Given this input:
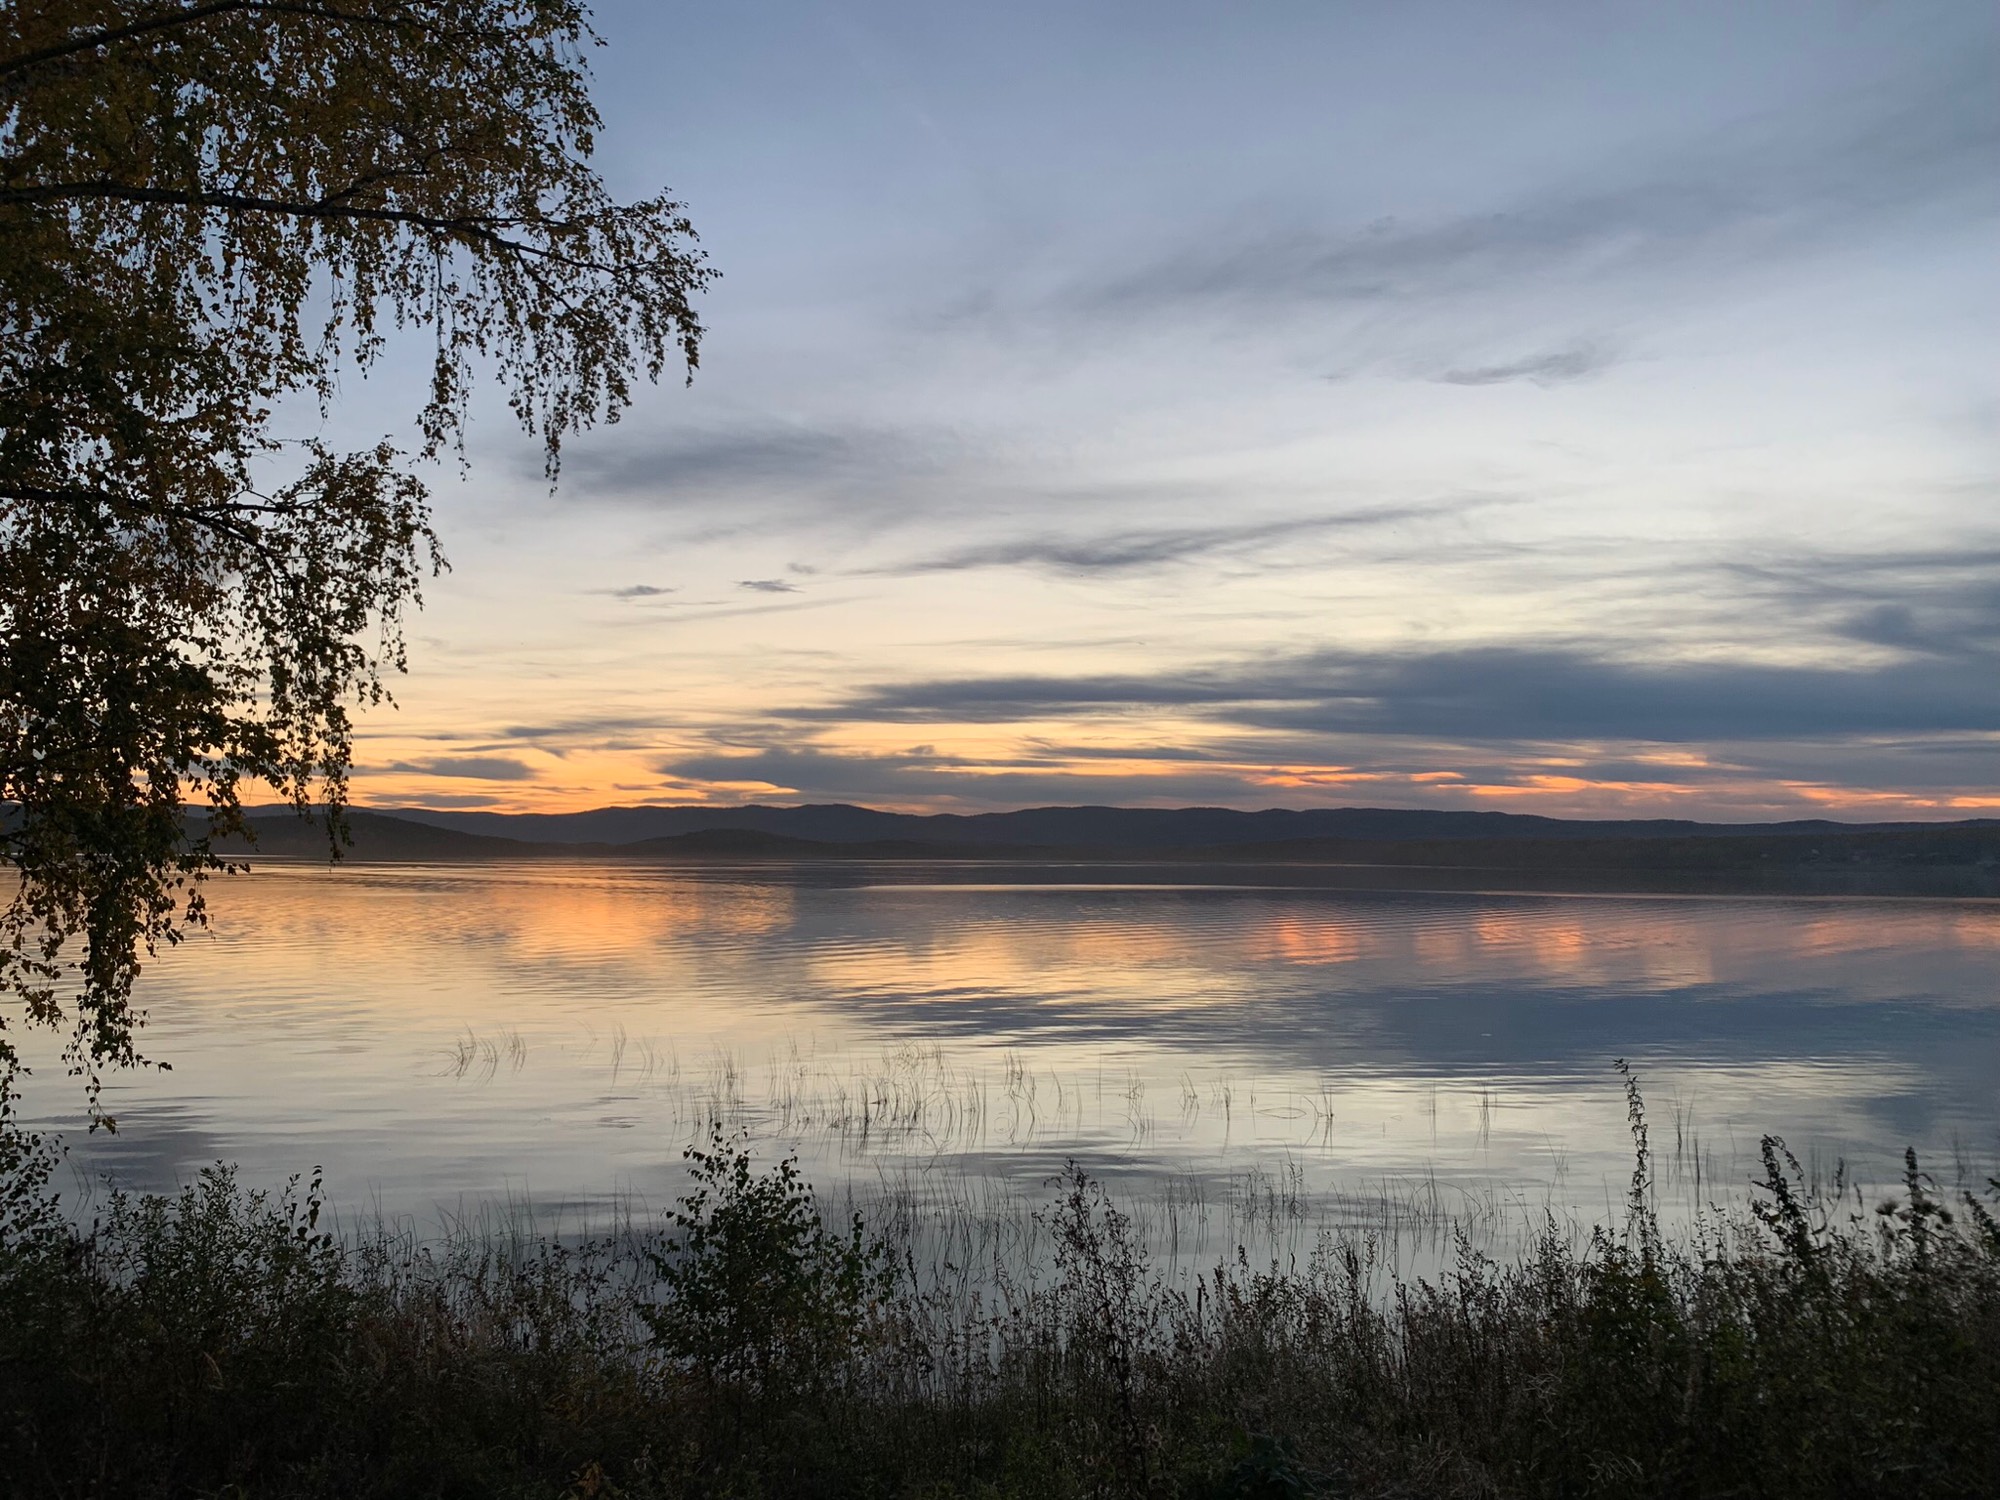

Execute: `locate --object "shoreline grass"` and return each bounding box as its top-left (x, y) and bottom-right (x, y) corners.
top-left (3, 1078), bottom-right (1998, 1499)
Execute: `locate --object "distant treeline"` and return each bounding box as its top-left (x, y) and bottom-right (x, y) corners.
top-left (347, 800), bottom-right (2000, 850)
top-left (202, 804), bottom-right (2000, 896)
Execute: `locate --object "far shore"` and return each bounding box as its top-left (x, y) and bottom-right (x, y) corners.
top-left (200, 807), bottom-right (2000, 899)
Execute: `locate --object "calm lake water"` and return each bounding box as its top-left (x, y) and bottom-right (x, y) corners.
top-left (18, 861), bottom-right (2000, 1241)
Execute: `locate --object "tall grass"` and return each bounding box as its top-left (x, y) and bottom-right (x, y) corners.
top-left (2, 1077), bottom-right (1997, 1498)
top-left (406, 1025), bottom-right (1792, 1280)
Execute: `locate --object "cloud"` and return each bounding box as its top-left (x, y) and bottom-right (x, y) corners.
top-left (1244, 649), bottom-right (2000, 743)
top-left (660, 744), bottom-right (945, 799)
top-left (1724, 736), bottom-right (2000, 792)
top-left (655, 742), bottom-right (1281, 809)
top-left (382, 756), bottom-right (540, 781)
top-left (1051, 55), bottom-right (1997, 330)
top-left (500, 714), bottom-right (680, 745)
top-left (875, 505), bottom-right (1443, 576)
top-left (557, 426), bottom-right (860, 497)
top-left (801, 644), bottom-right (2000, 744)
top-left (362, 791), bottom-right (512, 808)
top-left (738, 578), bottom-right (801, 593)
top-left (1840, 601), bottom-right (1993, 657)
top-left (598, 584), bottom-right (676, 599)
top-left (1835, 584), bottom-right (2000, 661)
top-left (1724, 546), bottom-right (2000, 661)
top-left (550, 421), bottom-right (963, 517)
top-left (1435, 343), bottom-right (1616, 387)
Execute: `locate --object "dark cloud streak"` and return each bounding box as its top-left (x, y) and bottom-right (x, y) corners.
top-left (384, 756), bottom-right (540, 781)
top-left (1053, 55), bottom-right (1998, 329)
top-left (800, 645), bottom-right (2000, 744)
top-left (876, 503), bottom-right (1459, 577)
top-left (655, 743), bottom-right (1274, 808)
top-left (596, 584), bottom-right (675, 599)
top-left (1435, 343), bottom-right (1615, 387)
top-left (552, 422), bottom-right (961, 513)
top-left (1724, 547), bottom-right (2000, 662)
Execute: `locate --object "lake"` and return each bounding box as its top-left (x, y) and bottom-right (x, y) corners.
top-left (18, 860), bottom-right (2000, 1249)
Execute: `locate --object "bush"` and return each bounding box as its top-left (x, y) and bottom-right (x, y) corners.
top-left (0, 1094), bottom-right (63, 1261)
top-left (641, 1123), bottom-right (894, 1397)
top-left (0, 1087), bottom-right (1995, 1498)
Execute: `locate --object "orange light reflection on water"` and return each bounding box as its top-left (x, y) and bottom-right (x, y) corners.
top-left (8, 865), bottom-right (1994, 1238)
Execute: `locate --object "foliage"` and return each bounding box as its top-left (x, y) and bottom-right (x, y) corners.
top-left (1032, 1162), bottom-right (1165, 1492)
top-left (642, 1123), bottom-right (895, 1396)
top-left (1, 1118), bottom-right (1997, 1497)
top-left (0, 0), bottom-right (710, 1109)
top-left (0, 1085), bottom-right (63, 1263)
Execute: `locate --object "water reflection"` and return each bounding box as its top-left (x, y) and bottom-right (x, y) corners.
top-left (14, 862), bottom-right (1998, 1232)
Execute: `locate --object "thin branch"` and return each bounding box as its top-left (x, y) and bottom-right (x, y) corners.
top-left (0, 480), bottom-right (303, 540)
top-left (0, 1), bottom-right (511, 83)
top-left (0, 180), bottom-right (631, 273)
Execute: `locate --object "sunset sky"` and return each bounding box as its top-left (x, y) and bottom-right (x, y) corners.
top-left (334, 0), bottom-right (1997, 819)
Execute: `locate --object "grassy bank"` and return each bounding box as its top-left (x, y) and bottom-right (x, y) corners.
top-left (2, 1086), bottom-right (1997, 1499)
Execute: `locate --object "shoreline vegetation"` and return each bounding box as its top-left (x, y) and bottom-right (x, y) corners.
top-left (197, 805), bottom-right (2000, 900)
top-left (4, 1080), bottom-right (1997, 1499)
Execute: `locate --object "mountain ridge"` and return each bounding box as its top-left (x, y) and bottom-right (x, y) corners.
top-left (366, 800), bottom-right (1999, 849)
top-left (205, 807), bottom-right (2000, 896)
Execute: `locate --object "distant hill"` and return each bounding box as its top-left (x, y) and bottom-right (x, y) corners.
top-left (206, 809), bottom-right (563, 862)
top-left (1197, 827), bottom-right (2000, 872)
top-left (207, 811), bottom-right (984, 864)
top-left (377, 800), bottom-right (1998, 851)
top-left (201, 805), bottom-right (2000, 894)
